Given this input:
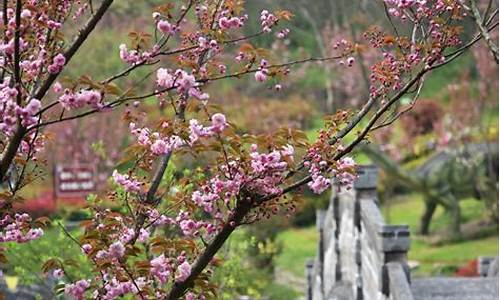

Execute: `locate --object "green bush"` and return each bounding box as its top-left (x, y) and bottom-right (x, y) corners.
top-left (5, 227), bottom-right (92, 287)
top-left (291, 192), bottom-right (329, 227)
top-left (213, 229), bottom-right (298, 300)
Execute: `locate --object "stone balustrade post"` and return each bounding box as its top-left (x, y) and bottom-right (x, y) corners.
top-left (380, 225), bottom-right (411, 296)
top-left (354, 165), bottom-right (379, 300)
top-left (316, 209), bottom-right (326, 296)
top-left (306, 259), bottom-right (314, 300)
top-left (478, 256), bottom-right (496, 277)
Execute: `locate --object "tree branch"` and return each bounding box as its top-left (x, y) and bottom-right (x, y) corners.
top-left (165, 199), bottom-right (252, 300)
top-left (469, 0), bottom-right (498, 64)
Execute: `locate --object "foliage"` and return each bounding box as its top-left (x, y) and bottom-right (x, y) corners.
top-left (213, 229), bottom-right (298, 300)
top-left (291, 191), bottom-right (329, 227)
top-left (224, 95), bottom-right (316, 134)
top-left (4, 227), bottom-right (93, 286)
top-left (244, 217), bottom-right (287, 273)
top-left (275, 226), bottom-right (318, 277)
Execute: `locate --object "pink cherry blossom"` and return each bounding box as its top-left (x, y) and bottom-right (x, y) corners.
top-left (53, 268), bottom-right (64, 279)
top-left (255, 70), bottom-right (267, 82)
top-left (108, 241), bottom-right (125, 258)
top-left (151, 254), bottom-right (172, 284)
top-left (112, 170), bottom-right (142, 193)
top-left (210, 113), bottom-right (227, 133)
top-left (157, 20), bottom-right (174, 34)
top-left (175, 261), bottom-right (191, 282)
top-left (65, 279), bottom-right (90, 300)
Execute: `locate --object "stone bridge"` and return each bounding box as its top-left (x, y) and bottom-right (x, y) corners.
top-left (306, 166), bottom-right (499, 300)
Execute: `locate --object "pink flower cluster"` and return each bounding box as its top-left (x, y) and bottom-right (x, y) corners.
top-left (0, 1), bottom-right (73, 100)
top-left (260, 10), bottom-right (278, 33)
top-left (308, 173), bottom-right (331, 194)
top-left (305, 143), bottom-right (357, 194)
top-left (16, 98), bottom-right (41, 127)
top-left (112, 170), bottom-right (142, 193)
top-left (57, 89), bottom-right (102, 110)
top-left (276, 28), bottom-right (290, 39)
top-left (129, 123), bottom-right (185, 155)
top-left (248, 144), bottom-right (294, 195)
top-left (176, 211), bottom-right (216, 237)
top-left (0, 214), bottom-right (44, 243)
top-left (0, 84), bottom-right (43, 134)
top-left (146, 208), bottom-right (175, 227)
top-left (156, 68), bottom-right (209, 100)
top-left (189, 113), bottom-right (228, 144)
top-left (175, 260), bottom-right (192, 283)
top-left (72, 2), bottom-right (89, 20)
top-left (64, 279), bottom-right (90, 300)
top-left (81, 243), bottom-right (92, 254)
top-left (218, 11), bottom-right (246, 30)
top-left (189, 144), bottom-right (294, 220)
top-left (101, 277), bottom-right (146, 299)
top-left (384, 0), bottom-right (462, 20)
top-left (20, 49), bottom-right (47, 80)
top-left (119, 43), bottom-right (159, 66)
top-left (149, 253), bottom-right (192, 285)
top-left (255, 59), bottom-right (269, 82)
top-left (157, 20), bottom-right (176, 35)
top-left (150, 254), bottom-right (172, 284)
top-left (197, 36), bottom-right (219, 52)
top-left (47, 53), bottom-right (66, 74)
top-left (95, 241), bottom-right (126, 260)
top-left (120, 228), bottom-right (150, 244)
top-left (362, 1), bottom-right (465, 98)
top-left (150, 136), bottom-right (184, 155)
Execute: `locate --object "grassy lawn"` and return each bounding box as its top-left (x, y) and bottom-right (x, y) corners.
top-left (385, 194), bottom-right (498, 276)
top-left (276, 193), bottom-right (498, 278)
top-left (275, 227), bottom-right (318, 277)
top-left (384, 194), bottom-right (489, 232)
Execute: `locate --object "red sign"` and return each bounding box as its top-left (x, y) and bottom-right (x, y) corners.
top-left (54, 164), bottom-right (96, 198)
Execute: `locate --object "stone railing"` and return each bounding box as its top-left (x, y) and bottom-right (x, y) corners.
top-left (306, 165), bottom-right (413, 300)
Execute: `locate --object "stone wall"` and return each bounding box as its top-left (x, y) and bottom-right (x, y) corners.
top-left (306, 166), bottom-right (413, 300)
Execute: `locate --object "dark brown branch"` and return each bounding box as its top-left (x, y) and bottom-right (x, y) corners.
top-left (285, 93), bottom-right (379, 180)
top-left (32, 56), bottom-right (342, 131)
top-left (101, 31), bottom-right (266, 85)
top-left (165, 200), bottom-right (252, 300)
top-left (201, 55), bottom-right (343, 83)
top-left (0, 0), bottom-right (24, 183)
top-left (370, 77), bottom-right (424, 131)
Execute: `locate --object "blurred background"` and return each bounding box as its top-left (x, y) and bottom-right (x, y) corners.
top-left (4, 1), bottom-right (498, 299)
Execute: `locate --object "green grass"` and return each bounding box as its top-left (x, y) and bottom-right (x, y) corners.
top-left (276, 194), bottom-right (498, 278)
top-left (275, 227), bottom-right (318, 277)
top-left (383, 194), bottom-right (488, 232)
top-left (410, 236), bottom-right (499, 275)
top-left (385, 194), bottom-right (498, 276)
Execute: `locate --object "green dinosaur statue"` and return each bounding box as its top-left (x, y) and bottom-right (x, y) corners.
top-left (360, 143), bottom-right (498, 237)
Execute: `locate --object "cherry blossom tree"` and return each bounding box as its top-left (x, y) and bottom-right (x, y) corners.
top-left (0, 0), bottom-right (498, 299)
